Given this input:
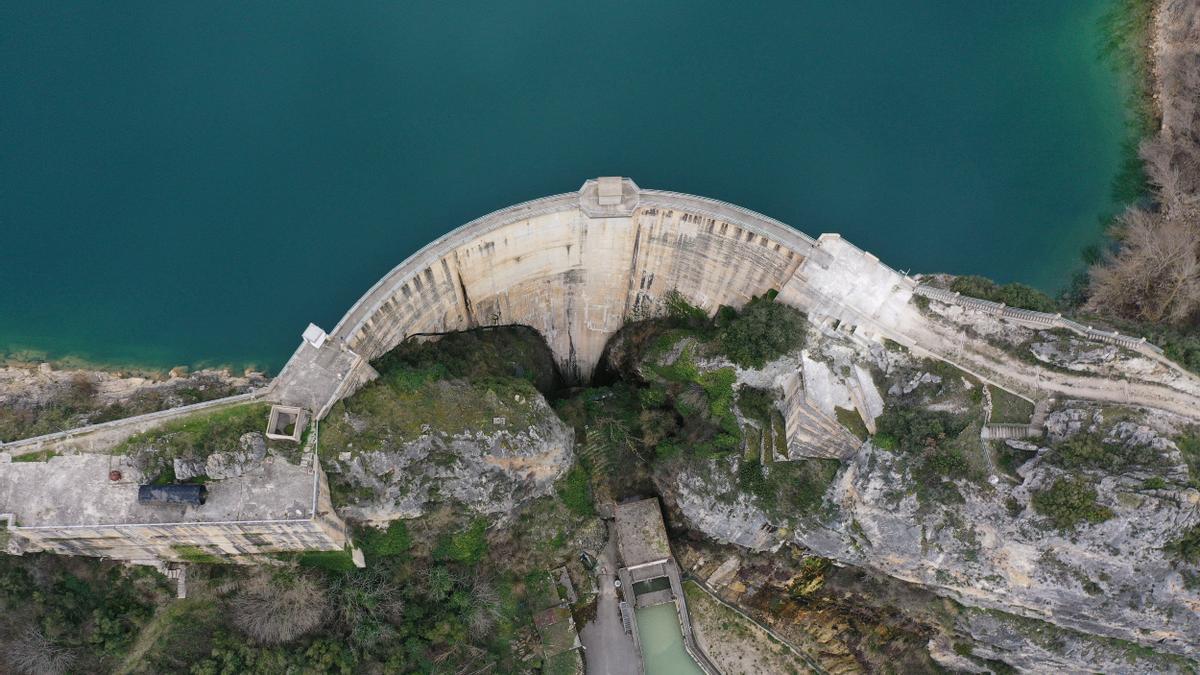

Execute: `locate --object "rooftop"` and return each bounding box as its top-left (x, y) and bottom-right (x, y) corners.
top-left (614, 497), bottom-right (671, 569)
top-left (0, 453), bottom-right (313, 528)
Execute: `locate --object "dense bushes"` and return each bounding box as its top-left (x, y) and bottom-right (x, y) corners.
top-left (371, 325), bottom-right (563, 395)
top-left (874, 404), bottom-right (977, 503)
top-left (0, 555), bottom-right (169, 673)
top-left (1047, 433), bottom-right (1170, 473)
top-left (738, 457), bottom-right (840, 522)
top-left (949, 276), bottom-right (1058, 313)
top-left (1031, 478), bottom-right (1114, 531)
top-left (355, 521), bottom-right (412, 560)
top-left (557, 465), bottom-right (595, 516)
top-left (717, 294), bottom-right (808, 368)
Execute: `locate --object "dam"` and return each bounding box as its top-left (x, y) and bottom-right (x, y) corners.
top-left (3, 177), bottom-right (1200, 568)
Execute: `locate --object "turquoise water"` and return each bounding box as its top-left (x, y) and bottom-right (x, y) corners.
top-left (636, 603), bottom-right (704, 675)
top-left (0, 2), bottom-right (1129, 371)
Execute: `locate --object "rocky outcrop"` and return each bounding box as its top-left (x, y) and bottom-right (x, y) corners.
top-left (668, 420), bottom-right (1200, 668)
top-left (657, 322), bottom-right (1200, 670)
top-left (323, 381), bottom-right (574, 523)
top-left (174, 432), bottom-right (269, 481)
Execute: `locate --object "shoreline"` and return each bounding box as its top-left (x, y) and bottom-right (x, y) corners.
top-left (0, 350), bottom-right (274, 381)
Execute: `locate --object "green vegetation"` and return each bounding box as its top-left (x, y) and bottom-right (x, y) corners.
top-left (0, 372), bottom-right (243, 444)
top-left (739, 457), bottom-right (841, 523)
top-left (354, 520), bottom-right (412, 561)
top-left (434, 518), bottom-right (490, 565)
top-left (1032, 478), bottom-right (1114, 531)
top-left (11, 450), bottom-right (60, 462)
top-left (114, 403), bottom-right (272, 484)
top-left (320, 362), bottom-right (542, 463)
top-left (835, 406), bottom-right (869, 441)
top-left (1165, 523), bottom-right (1200, 565)
top-left (372, 325), bottom-right (563, 395)
top-left (1179, 428), bottom-right (1200, 488)
top-left (6, 500), bottom-right (595, 674)
top-left (949, 275), bottom-right (1058, 313)
top-left (557, 465), bottom-right (595, 516)
top-left (296, 549), bottom-right (358, 573)
top-left (716, 294), bottom-right (808, 368)
top-left (0, 554), bottom-right (170, 673)
top-left (1045, 432), bottom-right (1170, 474)
top-left (171, 545), bottom-right (224, 565)
top-left (987, 386), bottom-right (1034, 424)
top-left (875, 405), bottom-right (971, 477)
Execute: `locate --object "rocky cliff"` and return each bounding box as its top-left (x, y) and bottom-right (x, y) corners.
top-left (645, 311), bottom-right (1200, 670)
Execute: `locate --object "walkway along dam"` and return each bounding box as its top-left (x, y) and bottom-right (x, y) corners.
top-left (3, 177), bottom-right (1200, 568)
top-left (273, 177), bottom-right (1200, 422)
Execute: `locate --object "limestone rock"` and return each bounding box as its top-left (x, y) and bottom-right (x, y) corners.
top-left (173, 457), bottom-right (205, 481)
top-left (203, 432), bottom-right (268, 480)
top-left (327, 384), bottom-right (574, 523)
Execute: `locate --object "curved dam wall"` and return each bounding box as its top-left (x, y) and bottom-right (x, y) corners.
top-left (274, 178), bottom-right (874, 415)
top-left (271, 176), bottom-right (1200, 422)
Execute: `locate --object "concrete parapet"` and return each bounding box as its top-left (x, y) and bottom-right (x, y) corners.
top-left (0, 391), bottom-right (266, 456)
top-left (913, 285), bottom-right (1167, 357)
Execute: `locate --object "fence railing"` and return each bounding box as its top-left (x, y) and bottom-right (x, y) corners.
top-left (913, 285), bottom-right (1163, 355)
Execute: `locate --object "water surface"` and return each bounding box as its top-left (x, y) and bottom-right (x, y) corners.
top-left (0, 2), bottom-right (1129, 370)
top-left (636, 603), bottom-right (704, 675)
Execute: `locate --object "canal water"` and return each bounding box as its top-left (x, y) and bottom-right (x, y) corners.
top-left (636, 603), bottom-right (704, 675)
top-left (1, 2), bottom-right (1130, 371)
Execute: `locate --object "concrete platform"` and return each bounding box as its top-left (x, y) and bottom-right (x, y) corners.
top-left (0, 453), bottom-right (313, 527)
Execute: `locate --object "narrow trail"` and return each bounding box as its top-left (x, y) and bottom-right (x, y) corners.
top-left (903, 315), bottom-right (1200, 423)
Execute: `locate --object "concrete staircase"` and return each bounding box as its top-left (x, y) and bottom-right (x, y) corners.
top-left (781, 374), bottom-right (861, 460)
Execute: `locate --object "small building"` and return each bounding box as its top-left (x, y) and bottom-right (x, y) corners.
top-left (614, 497), bottom-right (672, 580)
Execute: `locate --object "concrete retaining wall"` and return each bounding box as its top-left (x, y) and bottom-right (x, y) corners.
top-left (913, 285), bottom-right (1164, 356)
top-left (0, 391), bottom-right (267, 456)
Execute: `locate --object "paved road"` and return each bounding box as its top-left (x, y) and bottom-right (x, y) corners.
top-left (578, 525), bottom-right (641, 675)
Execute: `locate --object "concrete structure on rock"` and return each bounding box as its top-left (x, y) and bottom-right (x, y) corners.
top-left (273, 177), bottom-right (1200, 455)
top-left (5, 176), bottom-right (1200, 570)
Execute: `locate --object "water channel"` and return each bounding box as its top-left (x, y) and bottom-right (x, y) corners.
top-left (636, 602), bottom-right (704, 675)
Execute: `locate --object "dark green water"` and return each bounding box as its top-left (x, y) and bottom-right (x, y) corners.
top-left (1, 2), bottom-right (1129, 371)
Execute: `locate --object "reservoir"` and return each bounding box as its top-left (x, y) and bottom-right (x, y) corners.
top-left (0, 1), bottom-right (1129, 371)
top-left (636, 603), bottom-right (704, 675)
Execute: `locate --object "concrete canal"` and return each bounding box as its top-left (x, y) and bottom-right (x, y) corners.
top-left (635, 603), bottom-right (704, 675)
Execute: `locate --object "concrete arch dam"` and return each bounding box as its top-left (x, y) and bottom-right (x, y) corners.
top-left (271, 177), bottom-right (1200, 422)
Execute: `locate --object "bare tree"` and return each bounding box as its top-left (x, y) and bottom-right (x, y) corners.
top-left (1087, 207), bottom-right (1200, 324)
top-left (231, 571), bottom-right (329, 644)
top-left (466, 575), bottom-right (503, 640)
top-left (6, 628), bottom-right (76, 675)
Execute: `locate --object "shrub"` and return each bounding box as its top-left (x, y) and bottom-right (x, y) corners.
top-left (356, 521), bottom-right (412, 560)
top-left (717, 295), bottom-right (807, 368)
top-left (7, 627), bottom-right (76, 675)
top-left (1032, 478), bottom-right (1114, 531)
top-left (949, 275), bottom-right (1058, 313)
top-left (558, 466), bottom-right (594, 517)
top-left (663, 290), bottom-right (708, 325)
top-left (1166, 524), bottom-right (1200, 564)
top-left (1049, 433), bottom-right (1169, 473)
top-left (436, 519), bottom-right (489, 565)
top-left (231, 571), bottom-right (329, 645)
